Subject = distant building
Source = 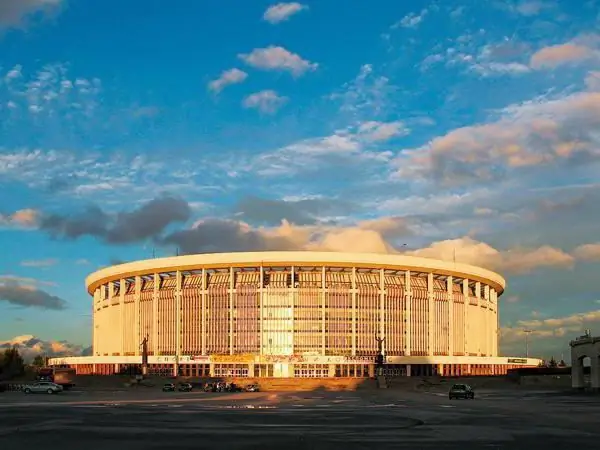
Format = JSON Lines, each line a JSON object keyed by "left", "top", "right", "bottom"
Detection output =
{"left": 49, "top": 251, "right": 541, "bottom": 377}
{"left": 570, "top": 333, "right": 600, "bottom": 390}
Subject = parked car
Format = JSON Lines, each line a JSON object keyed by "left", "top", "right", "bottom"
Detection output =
{"left": 23, "top": 382, "right": 63, "bottom": 395}
{"left": 226, "top": 382, "right": 243, "bottom": 392}
{"left": 448, "top": 384, "right": 475, "bottom": 399}
{"left": 178, "top": 383, "right": 193, "bottom": 392}
{"left": 245, "top": 384, "right": 260, "bottom": 392}
{"left": 162, "top": 383, "right": 176, "bottom": 392}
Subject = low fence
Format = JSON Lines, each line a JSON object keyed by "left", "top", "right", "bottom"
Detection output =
{"left": 0, "top": 383, "right": 26, "bottom": 392}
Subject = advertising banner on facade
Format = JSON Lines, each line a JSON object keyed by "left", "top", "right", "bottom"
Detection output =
{"left": 210, "top": 354, "right": 255, "bottom": 363}
{"left": 255, "top": 354, "right": 366, "bottom": 364}
{"left": 154, "top": 356, "right": 176, "bottom": 363}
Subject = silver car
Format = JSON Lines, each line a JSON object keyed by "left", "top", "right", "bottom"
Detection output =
{"left": 23, "top": 382, "right": 63, "bottom": 394}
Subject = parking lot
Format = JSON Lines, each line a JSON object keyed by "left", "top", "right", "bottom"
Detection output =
{"left": 1, "top": 386, "right": 600, "bottom": 449}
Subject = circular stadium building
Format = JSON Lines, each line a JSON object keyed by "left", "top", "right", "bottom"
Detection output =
{"left": 49, "top": 252, "right": 541, "bottom": 378}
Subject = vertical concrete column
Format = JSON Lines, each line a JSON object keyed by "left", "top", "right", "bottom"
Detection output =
{"left": 120, "top": 279, "right": 125, "bottom": 356}
{"left": 259, "top": 265, "right": 264, "bottom": 355}
{"left": 404, "top": 271, "right": 411, "bottom": 356}
{"left": 153, "top": 274, "right": 159, "bottom": 356}
{"left": 176, "top": 271, "right": 182, "bottom": 358}
{"left": 201, "top": 268, "right": 207, "bottom": 355}
{"left": 491, "top": 288, "right": 497, "bottom": 356}
{"left": 93, "top": 288, "right": 100, "bottom": 356}
{"left": 321, "top": 266, "right": 326, "bottom": 355}
{"left": 485, "top": 284, "right": 491, "bottom": 356}
{"left": 108, "top": 282, "right": 114, "bottom": 355}
{"left": 351, "top": 267, "right": 357, "bottom": 356}
{"left": 447, "top": 276, "right": 454, "bottom": 356}
{"left": 134, "top": 276, "right": 141, "bottom": 356}
{"left": 475, "top": 281, "right": 481, "bottom": 356}
{"left": 427, "top": 273, "right": 434, "bottom": 356}
{"left": 291, "top": 265, "right": 295, "bottom": 355}
{"left": 571, "top": 354, "right": 584, "bottom": 389}
{"left": 229, "top": 267, "right": 234, "bottom": 355}
{"left": 329, "top": 364, "right": 336, "bottom": 378}
{"left": 379, "top": 268, "right": 385, "bottom": 355}
{"left": 462, "top": 279, "right": 469, "bottom": 355}
{"left": 591, "top": 355, "right": 600, "bottom": 391}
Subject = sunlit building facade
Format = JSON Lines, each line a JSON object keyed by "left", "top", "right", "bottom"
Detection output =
{"left": 49, "top": 252, "right": 540, "bottom": 377}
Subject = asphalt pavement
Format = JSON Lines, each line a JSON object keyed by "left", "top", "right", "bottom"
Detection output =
{"left": 1, "top": 387, "right": 599, "bottom": 449}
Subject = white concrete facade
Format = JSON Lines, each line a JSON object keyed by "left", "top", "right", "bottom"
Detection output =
{"left": 570, "top": 335, "right": 600, "bottom": 390}
{"left": 48, "top": 252, "right": 541, "bottom": 376}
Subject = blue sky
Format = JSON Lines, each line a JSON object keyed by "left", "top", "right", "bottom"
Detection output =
{"left": 1, "top": 0, "right": 600, "bottom": 359}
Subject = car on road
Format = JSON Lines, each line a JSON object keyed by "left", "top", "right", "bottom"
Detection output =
{"left": 448, "top": 384, "right": 475, "bottom": 399}
{"left": 178, "top": 382, "right": 193, "bottom": 392}
{"left": 162, "top": 383, "right": 176, "bottom": 392}
{"left": 245, "top": 384, "right": 260, "bottom": 392}
{"left": 23, "top": 382, "right": 63, "bottom": 395}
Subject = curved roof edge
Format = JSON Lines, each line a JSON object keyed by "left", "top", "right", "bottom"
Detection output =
{"left": 86, "top": 251, "right": 506, "bottom": 295}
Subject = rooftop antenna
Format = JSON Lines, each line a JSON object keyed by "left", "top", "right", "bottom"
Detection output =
{"left": 176, "top": 247, "right": 179, "bottom": 257}
{"left": 152, "top": 248, "right": 155, "bottom": 258}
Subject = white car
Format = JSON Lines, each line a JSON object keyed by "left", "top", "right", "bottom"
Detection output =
{"left": 23, "top": 382, "right": 63, "bottom": 394}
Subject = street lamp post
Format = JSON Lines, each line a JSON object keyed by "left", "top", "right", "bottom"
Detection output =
{"left": 523, "top": 329, "right": 533, "bottom": 358}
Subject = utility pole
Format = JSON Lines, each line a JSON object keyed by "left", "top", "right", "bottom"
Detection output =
{"left": 523, "top": 329, "right": 533, "bottom": 358}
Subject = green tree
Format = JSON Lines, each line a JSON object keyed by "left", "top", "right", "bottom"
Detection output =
{"left": 549, "top": 357, "right": 557, "bottom": 368}
{"left": 0, "top": 347, "right": 25, "bottom": 379}
{"left": 32, "top": 355, "right": 46, "bottom": 367}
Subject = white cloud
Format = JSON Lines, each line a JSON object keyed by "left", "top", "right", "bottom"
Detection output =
{"left": 530, "top": 42, "right": 599, "bottom": 69}
{"left": 395, "top": 9, "right": 428, "bottom": 28}
{"left": 0, "top": 0, "right": 63, "bottom": 29}
{"left": 1, "top": 63, "right": 101, "bottom": 119}
{"left": 263, "top": 2, "right": 307, "bottom": 24}
{"left": 395, "top": 91, "right": 600, "bottom": 185}
{"left": 0, "top": 275, "right": 56, "bottom": 287}
{"left": 356, "top": 121, "right": 409, "bottom": 141}
{"left": 585, "top": 71, "right": 600, "bottom": 91}
{"left": 20, "top": 258, "right": 58, "bottom": 268}
{"left": 208, "top": 68, "right": 248, "bottom": 93}
{"left": 328, "top": 64, "right": 397, "bottom": 120}
{"left": 0, "top": 208, "right": 40, "bottom": 229}
{"left": 572, "top": 243, "right": 600, "bottom": 261}
{"left": 405, "top": 236, "right": 575, "bottom": 275}
{"left": 0, "top": 149, "right": 213, "bottom": 206}
{"left": 238, "top": 46, "right": 318, "bottom": 76}
{"left": 0, "top": 335, "right": 90, "bottom": 361}
{"left": 250, "top": 132, "right": 391, "bottom": 177}
{"left": 469, "top": 62, "right": 531, "bottom": 76}
{"left": 162, "top": 215, "right": 600, "bottom": 278}
{"left": 514, "top": 0, "right": 556, "bottom": 16}
{"left": 242, "top": 90, "right": 288, "bottom": 113}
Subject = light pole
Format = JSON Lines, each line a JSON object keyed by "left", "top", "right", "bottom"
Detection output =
{"left": 523, "top": 329, "right": 533, "bottom": 358}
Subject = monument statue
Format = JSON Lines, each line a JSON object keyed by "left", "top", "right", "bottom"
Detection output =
{"left": 141, "top": 335, "right": 149, "bottom": 375}
{"left": 374, "top": 334, "right": 385, "bottom": 370}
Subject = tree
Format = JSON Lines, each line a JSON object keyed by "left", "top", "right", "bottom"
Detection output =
{"left": 549, "top": 357, "right": 557, "bottom": 368}
{"left": 32, "top": 355, "right": 46, "bottom": 367}
{"left": 0, "top": 347, "right": 25, "bottom": 379}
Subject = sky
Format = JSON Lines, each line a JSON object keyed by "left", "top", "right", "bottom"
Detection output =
{"left": 1, "top": 0, "right": 600, "bottom": 361}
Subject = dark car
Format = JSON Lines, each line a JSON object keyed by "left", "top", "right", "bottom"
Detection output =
{"left": 449, "top": 384, "right": 474, "bottom": 399}
{"left": 162, "top": 383, "right": 176, "bottom": 392}
{"left": 178, "top": 383, "right": 193, "bottom": 392}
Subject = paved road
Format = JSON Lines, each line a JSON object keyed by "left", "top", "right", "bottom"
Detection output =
{"left": 1, "top": 388, "right": 599, "bottom": 449}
